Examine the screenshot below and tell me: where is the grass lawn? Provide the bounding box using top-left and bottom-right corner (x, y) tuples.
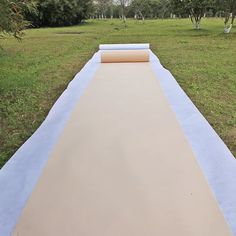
(0, 18), (235, 168)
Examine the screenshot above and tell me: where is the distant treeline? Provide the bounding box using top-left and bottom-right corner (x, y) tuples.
(93, 0), (215, 20)
(1, 0), (235, 40)
(92, 0), (235, 33)
(24, 0), (235, 32)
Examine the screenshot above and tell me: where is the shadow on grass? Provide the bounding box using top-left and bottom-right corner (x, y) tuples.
(55, 31), (85, 35)
(217, 31), (236, 38)
(184, 28), (211, 36)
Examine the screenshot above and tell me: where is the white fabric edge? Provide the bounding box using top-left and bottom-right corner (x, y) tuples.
(0, 47), (235, 235)
(149, 50), (236, 235)
(99, 44), (150, 50)
(0, 52), (101, 236)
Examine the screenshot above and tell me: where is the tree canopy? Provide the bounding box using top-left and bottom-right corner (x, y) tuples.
(0, 0), (36, 39)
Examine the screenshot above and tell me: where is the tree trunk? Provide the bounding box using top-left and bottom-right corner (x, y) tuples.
(224, 12), (235, 33)
(110, 6), (113, 19)
(122, 14), (126, 22)
(190, 13), (201, 30)
(194, 21), (201, 29)
(121, 6), (126, 23)
(224, 24), (232, 33)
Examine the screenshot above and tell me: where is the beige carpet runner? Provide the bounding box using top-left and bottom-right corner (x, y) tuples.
(13, 53), (231, 235)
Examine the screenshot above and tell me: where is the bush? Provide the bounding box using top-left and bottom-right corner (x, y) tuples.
(26, 0), (93, 27)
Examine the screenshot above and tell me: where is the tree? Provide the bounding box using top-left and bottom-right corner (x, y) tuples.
(154, 0), (171, 19)
(131, 0), (151, 21)
(171, 0), (214, 29)
(94, 0), (112, 19)
(0, 0), (36, 39)
(127, 0), (173, 19)
(115, 0), (131, 22)
(217, 0), (236, 33)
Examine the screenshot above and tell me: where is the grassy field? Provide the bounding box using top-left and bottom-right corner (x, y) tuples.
(0, 18), (235, 168)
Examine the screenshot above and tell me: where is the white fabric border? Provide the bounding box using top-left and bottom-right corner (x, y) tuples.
(0, 52), (101, 236)
(0, 47), (235, 235)
(149, 50), (236, 235)
(99, 44), (150, 50)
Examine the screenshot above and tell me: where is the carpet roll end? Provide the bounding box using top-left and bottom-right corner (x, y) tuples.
(101, 50), (150, 63)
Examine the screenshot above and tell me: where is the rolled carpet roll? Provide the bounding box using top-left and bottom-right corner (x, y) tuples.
(101, 50), (150, 63)
(99, 44), (150, 50)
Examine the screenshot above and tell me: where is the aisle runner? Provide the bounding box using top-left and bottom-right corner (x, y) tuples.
(13, 61), (231, 235)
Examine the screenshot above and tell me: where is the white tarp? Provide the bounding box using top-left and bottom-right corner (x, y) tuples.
(0, 45), (235, 235)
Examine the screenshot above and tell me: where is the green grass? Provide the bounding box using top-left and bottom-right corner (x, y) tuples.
(0, 18), (235, 168)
